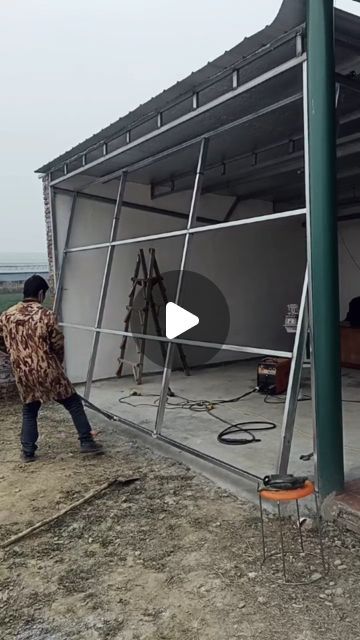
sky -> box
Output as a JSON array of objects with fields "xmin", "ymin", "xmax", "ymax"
[{"xmin": 0, "ymin": 0, "xmax": 359, "ymax": 255}]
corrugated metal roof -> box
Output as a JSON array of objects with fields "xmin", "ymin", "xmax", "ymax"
[{"xmin": 36, "ymin": 0, "xmax": 307, "ymax": 175}]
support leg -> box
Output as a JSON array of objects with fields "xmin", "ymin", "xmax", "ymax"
[
  {"xmin": 277, "ymin": 501, "xmax": 287, "ymax": 581},
  {"xmin": 296, "ymin": 499, "xmax": 305, "ymax": 553},
  {"xmin": 314, "ymin": 492, "xmax": 327, "ymax": 573},
  {"xmin": 259, "ymin": 493, "xmax": 266, "ymax": 563}
]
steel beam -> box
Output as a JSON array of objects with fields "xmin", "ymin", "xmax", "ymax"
[
  {"xmin": 101, "ymin": 93, "xmax": 302, "ymax": 187},
  {"xmin": 64, "ymin": 208, "xmax": 306, "ymax": 255},
  {"xmin": 59, "ymin": 322, "xmax": 292, "ymax": 359},
  {"xmin": 306, "ymin": 0, "xmax": 344, "ymax": 497},
  {"xmin": 92, "ymin": 107, "xmax": 360, "ymax": 194},
  {"xmin": 223, "ymin": 197, "xmax": 241, "ymax": 222},
  {"xmin": 83, "ymin": 173, "xmax": 127, "ymax": 399},
  {"xmin": 53, "ymin": 187, "xmax": 215, "ymax": 224},
  {"xmin": 41, "ymin": 29, "xmax": 302, "ymax": 177},
  {"xmin": 53, "ymin": 193, "xmax": 78, "ymax": 319},
  {"xmin": 81, "ymin": 395, "xmax": 261, "ymax": 484},
  {"xmin": 49, "ymin": 56, "xmax": 305, "ymax": 187}
]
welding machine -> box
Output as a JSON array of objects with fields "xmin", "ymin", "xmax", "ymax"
[{"xmin": 257, "ymin": 357, "xmax": 291, "ymax": 395}]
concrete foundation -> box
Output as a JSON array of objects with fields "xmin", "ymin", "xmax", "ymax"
[{"xmin": 80, "ymin": 360, "xmax": 360, "ymax": 494}]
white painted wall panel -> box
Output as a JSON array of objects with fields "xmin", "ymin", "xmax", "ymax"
[{"xmin": 55, "ymin": 181, "xmax": 307, "ymax": 383}]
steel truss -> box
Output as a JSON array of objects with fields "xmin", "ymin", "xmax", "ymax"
[{"xmin": 49, "ymin": 43, "xmax": 350, "ymax": 486}]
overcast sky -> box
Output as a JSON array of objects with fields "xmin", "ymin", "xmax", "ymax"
[{"xmin": 0, "ymin": 0, "xmax": 359, "ymax": 255}]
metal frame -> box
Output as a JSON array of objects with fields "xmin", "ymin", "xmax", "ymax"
[
  {"xmin": 49, "ymin": 55, "xmax": 305, "ymax": 187},
  {"xmin": 154, "ymin": 138, "xmax": 209, "ymax": 435},
  {"xmin": 84, "ymin": 172, "xmax": 127, "ymax": 399},
  {"xmin": 51, "ymin": 28, "xmax": 344, "ymax": 486},
  {"xmin": 51, "ymin": 51, "xmax": 312, "ymax": 485},
  {"xmin": 59, "ymin": 322, "xmax": 293, "ymax": 359},
  {"xmin": 63, "ymin": 209, "xmax": 306, "ymax": 255},
  {"xmin": 53, "ymin": 193, "xmax": 78, "ymax": 317}
]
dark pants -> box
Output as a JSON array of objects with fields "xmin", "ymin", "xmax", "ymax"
[{"xmin": 21, "ymin": 393, "xmax": 93, "ymax": 455}]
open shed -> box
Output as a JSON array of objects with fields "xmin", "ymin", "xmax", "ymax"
[{"xmin": 36, "ymin": 0, "xmax": 360, "ymax": 499}]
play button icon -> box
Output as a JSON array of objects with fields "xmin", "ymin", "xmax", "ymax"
[
  {"xmin": 166, "ymin": 302, "xmax": 199, "ymax": 340},
  {"xmin": 130, "ymin": 267, "xmax": 230, "ymax": 369}
]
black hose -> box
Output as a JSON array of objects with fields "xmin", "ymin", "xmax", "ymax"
[{"xmin": 216, "ymin": 420, "xmax": 277, "ymax": 445}]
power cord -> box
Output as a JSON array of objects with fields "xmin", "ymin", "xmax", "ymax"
[
  {"xmin": 264, "ymin": 393, "xmax": 311, "ymax": 405},
  {"xmin": 119, "ymin": 387, "xmax": 277, "ymax": 446}
]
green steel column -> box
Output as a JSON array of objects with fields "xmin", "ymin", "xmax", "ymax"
[{"xmin": 306, "ymin": 0, "xmax": 344, "ymax": 496}]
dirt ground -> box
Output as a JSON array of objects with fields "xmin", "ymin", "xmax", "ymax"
[{"xmin": 1, "ymin": 400, "xmax": 360, "ymax": 640}]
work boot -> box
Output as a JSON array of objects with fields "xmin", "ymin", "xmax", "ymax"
[
  {"xmin": 80, "ymin": 439, "xmax": 104, "ymax": 456},
  {"xmin": 21, "ymin": 451, "xmax": 36, "ymax": 463}
]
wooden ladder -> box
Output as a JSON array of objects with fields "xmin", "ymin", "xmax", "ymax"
[{"xmin": 116, "ymin": 248, "xmax": 190, "ymax": 384}]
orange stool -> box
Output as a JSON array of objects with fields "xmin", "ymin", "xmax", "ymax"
[{"xmin": 258, "ymin": 480, "xmax": 327, "ymax": 583}]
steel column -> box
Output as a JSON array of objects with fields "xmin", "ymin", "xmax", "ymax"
[
  {"xmin": 303, "ymin": 60, "xmax": 318, "ymax": 487},
  {"xmin": 154, "ymin": 138, "xmax": 209, "ymax": 436},
  {"xmin": 306, "ymin": 0, "xmax": 344, "ymax": 496},
  {"xmin": 53, "ymin": 193, "xmax": 78, "ymax": 318},
  {"xmin": 84, "ymin": 173, "xmax": 128, "ymax": 399}
]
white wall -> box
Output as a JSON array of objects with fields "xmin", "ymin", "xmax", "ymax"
[{"xmin": 54, "ymin": 183, "xmax": 307, "ymax": 382}]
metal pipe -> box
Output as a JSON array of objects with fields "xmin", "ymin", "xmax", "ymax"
[
  {"xmin": 49, "ymin": 56, "xmax": 306, "ymax": 187},
  {"xmin": 120, "ymin": 100, "xmax": 360, "ymax": 196},
  {"xmin": 65, "ymin": 208, "xmax": 306, "ymax": 255},
  {"xmin": 53, "ymin": 193, "xmax": 78, "ymax": 318},
  {"xmin": 157, "ymin": 433, "xmax": 261, "ymax": 482},
  {"xmin": 59, "ymin": 321, "xmax": 292, "ymax": 358},
  {"xmin": 277, "ymin": 268, "xmax": 309, "ymax": 474},
  {"xmin": 143, "ymin": 94, "xmax": 302, "ymax": 197},
  {"xmin": 83, "ymin": 173, "xmax": 128, "ymax": 399},
  {"xmin": 306, "ymin": 0, "xmax": 344, "ymax": 497},
  {"xmin": 154, "ymin": 138, "xmax": 210, "ymax": 436},
  {"xmin": 82, "ymin": 395, "xmax": 261, "ymax": 484},
  {"xmin": 53, "ymin": 188, "xmax": 215, "ymax": 225}
]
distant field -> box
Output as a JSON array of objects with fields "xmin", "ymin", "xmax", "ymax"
[
  {"xmin": 0, "ymin": 292, "xmax": 22, "ymax": 313},
  {"xmin": 0, "ymin": 293, "xmax": 53, "ymax": 314}
]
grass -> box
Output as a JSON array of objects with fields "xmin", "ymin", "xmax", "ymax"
[
  {"xmin": 0, "ymin": 293, "xmax": 53, "ymax": 314},
  {"xmin": 0, "ymin": 292, "xmax": 22, "ymax": 313}
]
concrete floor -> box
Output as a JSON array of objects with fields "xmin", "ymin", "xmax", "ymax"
[{"xmin": 82, "ymin": 361, "xmax": 360, "ymax": 486}]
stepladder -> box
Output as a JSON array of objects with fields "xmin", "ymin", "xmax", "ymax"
[{"xmin": 116, "ymin": 248, "xmax": 190, "ymax": 384}]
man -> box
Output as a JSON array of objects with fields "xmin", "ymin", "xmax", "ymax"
[{"xmin": 0, "ymin": 274, "xmax": 103, "ymax": 462}]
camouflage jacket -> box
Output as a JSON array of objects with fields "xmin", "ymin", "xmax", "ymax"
[{"xmin": 0, "ymin": 301, "xmax": 74, "ymax": 404}]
